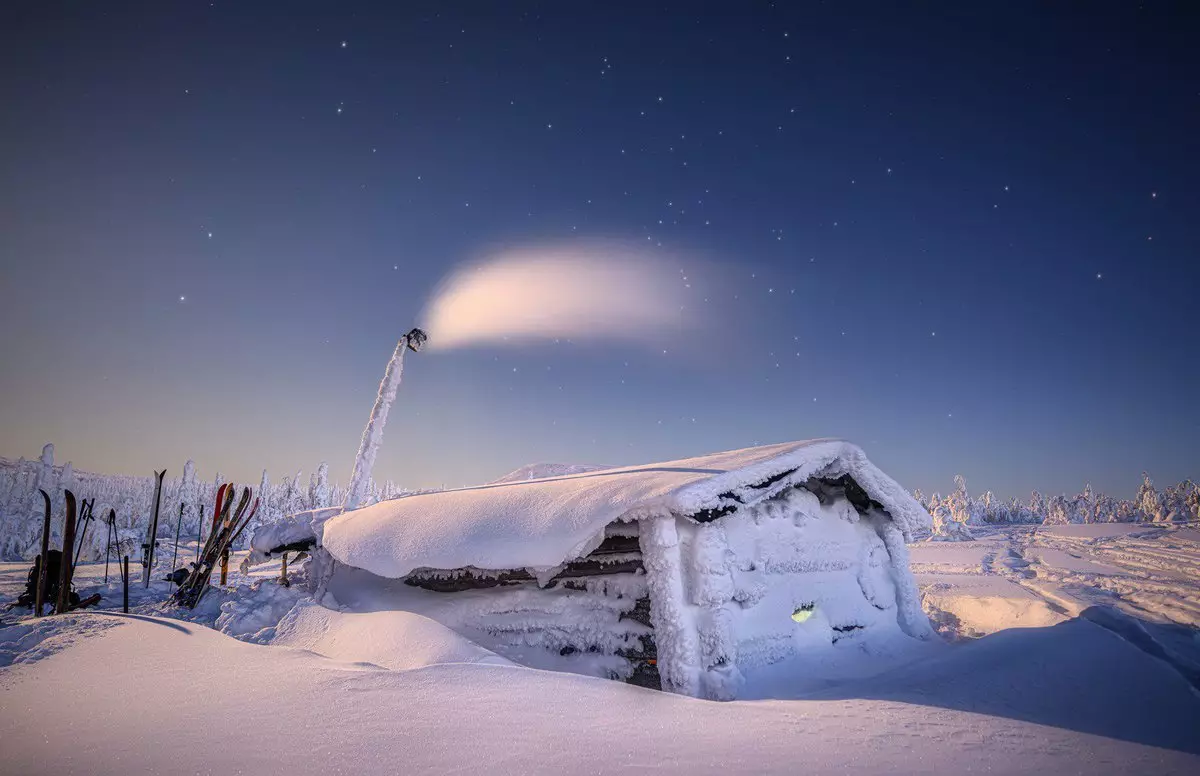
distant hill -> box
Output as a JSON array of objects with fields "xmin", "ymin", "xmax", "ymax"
[{"xmin": 488, "ymin": 463, "xmax": 612, "ymax": 484}]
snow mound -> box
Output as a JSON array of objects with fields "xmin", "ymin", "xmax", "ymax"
[
  {"xmin": 920, "ymin": 575, "xmax": 1068, "ymax": 638},
  {"xmin": 489, "ymin": 462, "xmax": 612, "ymax": 484},
  {"xmin": 4, "ymin": 611, "xmax": 1200, "ymax": 774},
  {"xmin": 272, "ymin": 600, "xmax": 513, "ymax": 671},
  {"xmin": 323, "ymin": 439, "xmax": 931, "ymax": 579}
]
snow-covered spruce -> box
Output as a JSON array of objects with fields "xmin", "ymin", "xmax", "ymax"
[{"xmin": 317, "ymin": 439, "xmax": 935, "ymax": 699}]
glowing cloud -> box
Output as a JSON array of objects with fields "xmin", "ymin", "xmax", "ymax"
[{"xmin": 420, "ymin": 243, "xmax": 698, "ymax": 351}]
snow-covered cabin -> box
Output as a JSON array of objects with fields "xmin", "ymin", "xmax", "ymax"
[{"xmin": 319, "ymin": 440, "xmax": 934, "ymax": 700}]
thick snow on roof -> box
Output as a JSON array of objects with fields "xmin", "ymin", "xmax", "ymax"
[{"xmin": 322, "ymin": 439, "xmax": 932, "ymax": 579}]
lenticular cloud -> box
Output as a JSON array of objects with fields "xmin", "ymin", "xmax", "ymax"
[{"xmin": 420, "ymin": 244, "xmax": 695, "ymax": 351}]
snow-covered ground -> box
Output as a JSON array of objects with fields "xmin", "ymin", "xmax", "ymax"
[{"xmin": 2, "ymin": 525, "xmax": 1199, "ymax": 774}]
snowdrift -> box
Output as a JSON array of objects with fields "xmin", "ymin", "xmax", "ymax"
[
  {"xmin": 272, "ymin": 601, "xmax": 512, "ymax": 671},
  {"xmin": 2, "ymin": 612, "xmax": 1198, "ymax": 775}
]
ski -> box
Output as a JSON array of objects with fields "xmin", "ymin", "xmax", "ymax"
[
  {"xmin": 34, "ymin": 489, "xmax": 52, "ymax": 617},
  {"xmin": 174, "ymin": 486, "xmax": 256, "ymax": 609},
  {"xmin": 55, "ymin": 490, "xmax": 78, "ymax": 614},
  {"xmin": 173, "ymin": 484, "xmax": 231, "ymax": 607},
  {"xmin": 142, "ymin": 469, "xmax": 166, "ymax": 588},
  {"xmin": 196, "ymin": 495, "xmax": 258, "ymax": 607},
  {"xmin": 220, "ymin": 487, "xmax": 251, "ymax": 585}
]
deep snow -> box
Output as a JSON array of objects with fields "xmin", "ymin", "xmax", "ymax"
[{"xmin": 1, "ymin": 524, "xmax": 1198, "ymax": 774}]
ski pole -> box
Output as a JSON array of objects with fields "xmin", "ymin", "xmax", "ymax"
[
  {"xmin": 104, "ymin": 510, "xmax": 115, "ymax": 584},
  {"xmin": 72, "ymin": 499, "xmax": 93, "ymax": 577},
  {"xmin": 171, "ymin": 502, "xmax": 183, "ymax": 575},
  {"xmin": 122, "ymin": 556, "xmax": 129, "ymax": 613},
  {"xmin": 195, "ymin": 505, "xmax": 204, "ymax": 564}
]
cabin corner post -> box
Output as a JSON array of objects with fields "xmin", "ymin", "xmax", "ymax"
[
  {"xmin": 639, "ymin": 513, "xmax": 701, "ymax": 697},
  {"xmin": 879, "ymin": 522, "xmax": 935, "ymax": 639},
  {"xmin": 688, "ymin": 521, "xmax": 743, "ymax": 700}
]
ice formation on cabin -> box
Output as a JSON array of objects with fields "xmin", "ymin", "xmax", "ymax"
[{"xmin": 318, "ymin": 439, "xmax": 935, "ymax": 699}]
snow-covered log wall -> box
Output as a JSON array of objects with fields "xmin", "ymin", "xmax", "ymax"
[{"xmin": 401, "ymin": 521, "xmax": 660, "ymax": 687}]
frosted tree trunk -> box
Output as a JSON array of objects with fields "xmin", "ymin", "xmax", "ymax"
[{"xmin": 343, "ymin": 339, "xmax": 410, "ymax": 512}]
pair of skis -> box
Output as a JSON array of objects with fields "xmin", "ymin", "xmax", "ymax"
[
  {"xmin": 33, "ymin": 489, "xmax": 101, "ymax": 616},
  {"xmin": 173, "ymin": 483, "xmax": 258, "ymax": 609}
]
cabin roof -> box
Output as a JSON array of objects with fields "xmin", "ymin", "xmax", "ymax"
[{"xmin": 321, "ymin": 439, "xmax": 931, "ymax": 580}]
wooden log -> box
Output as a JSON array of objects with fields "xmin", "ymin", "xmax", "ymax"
[
  {"xmin": 588, "ymin": 534, "xmax": 642, "ymax": 556},
  {"xmin": 266, "ymin": 538, "xmax": 316, "ymax": 557}
]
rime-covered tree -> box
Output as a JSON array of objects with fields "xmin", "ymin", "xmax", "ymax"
[
  {"xmin": 309, "ymin": 462, "xmax": 332, "ymax": 509},
  {"xmin": 1135, "ymin": 473, "xmax": 1164, "ymax": 522},
  {"xmin": 178, "ymin": 459, "xmax": 199, "ymax": 537}
]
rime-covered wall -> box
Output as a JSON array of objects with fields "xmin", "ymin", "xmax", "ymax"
[
  {"xmin": 392, "ymin": 522, "xmax": 656, "ymax": 683},
  {"xmin": 673, "ymin": 486, "xmax": 921, "ymax": 699}
]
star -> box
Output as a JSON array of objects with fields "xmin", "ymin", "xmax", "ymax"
[
  {"xmin": 1151, "ymin": 191, "xmax": 1157, "ymax": 199},
  {"xmin": 340, "ymin": 41, "xmax": 347, "ymax": 48},
  {"xmin": 206, "ymin": 232, "xmax": 212, "ymax": 238},
  {"xmin": 179, "ymin": 295, "xmax": 186, "ymax": 302},
  {"xmin": 1096, "ymin": 272, "xmax": 1103, "ymax": 279}
]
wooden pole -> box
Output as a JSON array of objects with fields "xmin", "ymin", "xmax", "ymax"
[
  {"xmin": 122, "ymin": 556, "xmax": 130, "ymax": 613},
  {"xmin": 280, "ymin": 553, "xmax": 289, "ymax": 587}
]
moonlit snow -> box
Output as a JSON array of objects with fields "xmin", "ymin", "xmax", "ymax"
[
  {"xmin": 2, "ymin": 523, "xmax": 1200, "ymax": 775},
  {"xmin": 1, "ymin": 459, "xmax": 1198, "ymax": 774}
]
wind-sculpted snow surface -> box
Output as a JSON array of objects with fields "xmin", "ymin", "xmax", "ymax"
[
  {"xmin": 322, "ymin": 439, "xmax": 932, "ymax": 579},
  {"xmin": 272, "ymin": 601, "xmax": 514, "ymax": 670},
  {"xmin": 2, "ymin": 612, "xmax": 1199, "ymax": 775}
]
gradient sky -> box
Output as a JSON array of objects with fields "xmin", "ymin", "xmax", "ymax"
[{"xmin": 1, "ymin": 2, "xmax": 1197, "ymax": 499}]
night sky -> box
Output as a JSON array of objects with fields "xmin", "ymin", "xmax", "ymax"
[{"xmin": 1, "ymin": 2, "xmax": 1197, "ymax": 499}]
